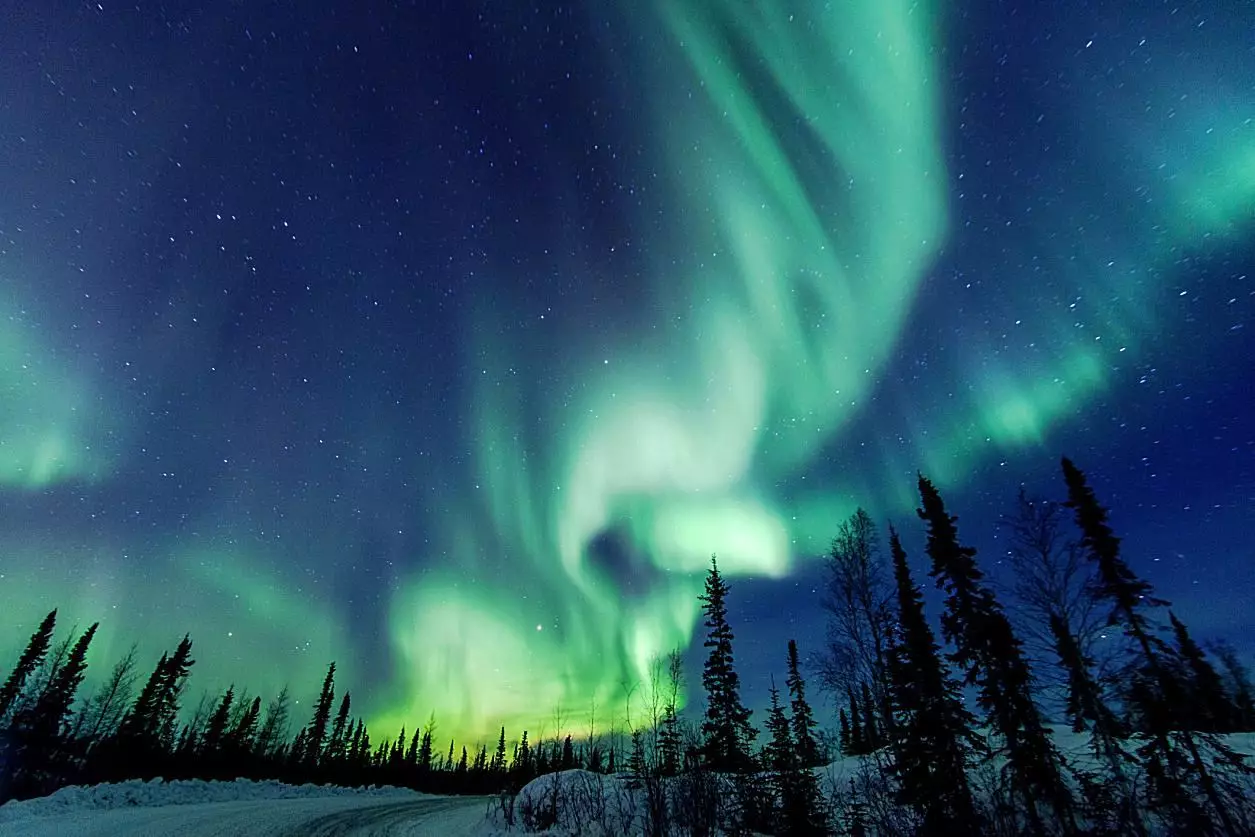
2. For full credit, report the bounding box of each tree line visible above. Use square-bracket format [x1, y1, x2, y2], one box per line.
[593, 457, 1254, 835]
[1, 457, 1253, 836]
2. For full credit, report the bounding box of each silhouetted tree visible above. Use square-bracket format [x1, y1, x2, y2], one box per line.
[837, 709, 851, 756]
[1063, 457, 1252, 835]
[846, 688, 865, 756]
[785, 640, 821, 767]
[918, 475, 1076, 834]
[698, 556, 755, 771]
[227, 695, 262, 757]
[658, 650, 684, 777]
[859, 681, 881, 753]
[998, 490, 1102, 670]
[1169, 612, 1241, 733]
[5, 623, 97, 799]
[303, 662, 336, 768]
[110, 634, 195, 774]
[885, 525, 981, 835]
[820, 510, 893, 732]
[74, 645, 137, 744]
[200, 686, 235, 756]
[254, 686, 291, 760]
[0, 610, 57, 721]
[325, 692, 352, 766]
[416, 726, 434, 774]
[627, 728, 646, 787]
[491, 727, 507, 775]
[513, 730, 533, 786]
[1050, 612, 1144, 836]
[1209, 640, 1255, 731]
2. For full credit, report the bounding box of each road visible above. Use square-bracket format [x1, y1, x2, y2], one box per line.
[0, 793, 495, 837]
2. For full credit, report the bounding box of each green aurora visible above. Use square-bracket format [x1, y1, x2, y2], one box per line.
[0, 0, 1251, 749]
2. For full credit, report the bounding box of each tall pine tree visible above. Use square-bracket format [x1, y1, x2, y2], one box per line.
[885, 525, 981, 836]
[785, 640, 821, 767]
[918, 475, 1076, 835]
[5, 623, 97, 799]
[1168, 612, 1241, 733]
[0, 610, 57, 721]
[698, 556, 756, 771]
[1063, 457, 1251, 835]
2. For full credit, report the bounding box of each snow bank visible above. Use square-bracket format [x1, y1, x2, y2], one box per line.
[0, 777, 418, 823]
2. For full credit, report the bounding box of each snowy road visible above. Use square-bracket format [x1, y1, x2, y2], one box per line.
[0, 794, 495, 837]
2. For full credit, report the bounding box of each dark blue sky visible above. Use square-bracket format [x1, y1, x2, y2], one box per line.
[0, 0, 1251, 741]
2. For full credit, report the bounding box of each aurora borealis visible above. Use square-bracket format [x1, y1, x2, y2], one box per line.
[1, 0, 1252, 747]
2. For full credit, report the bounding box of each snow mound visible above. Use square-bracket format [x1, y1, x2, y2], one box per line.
[0, 777, 418, 823]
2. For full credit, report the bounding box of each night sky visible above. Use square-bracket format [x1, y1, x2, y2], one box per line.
[1, 0, 1252, 746]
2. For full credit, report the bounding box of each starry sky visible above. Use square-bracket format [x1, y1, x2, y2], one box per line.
[1, 0, 1252, 746]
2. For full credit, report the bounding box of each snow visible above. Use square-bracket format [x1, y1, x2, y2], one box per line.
[0, 777, 416, 821]
[0, 779, 499, 836]
[2, 731, 1251, 835]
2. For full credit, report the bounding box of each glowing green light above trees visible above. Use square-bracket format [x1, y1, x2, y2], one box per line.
[382, 0, 951, 744]
[1, 0, 1250, 756]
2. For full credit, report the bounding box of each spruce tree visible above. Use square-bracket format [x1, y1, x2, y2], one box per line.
[227, 696, 262, 755]
[77, 646, 137, 744]
[112, 633, 194, 766]
[1210, 641, 1255, 731]
[659, 704, 682, 777]
[885, 526, 981, 835]
[785, 640, 821, 767]
[417, 728, 433, 773]
[511, 730, 533, 787]
[491, 727, 507, 774]
[0, 610, 56, 721]
[917, 475, 1076, 834]
[200, 686, 235, 755]
[846, 688, 865, 756]
[303, 662, 336, 767]
[4, 622, 96, 799]
[627, 728, 646, 787]
[1063, 457, 1251, 835]
[289, 727, 307, 767]
[764, 681, 795, 810]
[837, 709, 851, 756]
[404, 727, 420, 766]
[698, 556, 755, 771]
[254, 686, 291, 760]
[118, 652, 168, 744]
[1169, 612, 1240, 733]
[1050, 613, 1144, 836]
[391, 726, 406, 766]
[859, 681, 880, 752]
[154, 635, 195, 751]
[347, 720, 364, 764]
[325, 692, 352, 766]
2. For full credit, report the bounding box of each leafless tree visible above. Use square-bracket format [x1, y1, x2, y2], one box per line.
[253, 686, 291, 759]
[72, 644, 138, 744]
[995, 489, 1109, 693]
[818, 509, 894, 722]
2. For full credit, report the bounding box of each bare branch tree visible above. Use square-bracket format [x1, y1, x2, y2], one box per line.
[73, 644, 138, 745]
[995, 489, 1109, 692]
[818, 509, 894, 722]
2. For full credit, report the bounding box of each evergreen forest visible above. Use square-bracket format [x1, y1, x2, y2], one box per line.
[1, 457, 1252, 835]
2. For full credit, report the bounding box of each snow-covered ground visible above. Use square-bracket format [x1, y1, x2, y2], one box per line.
[4, 730, 1252, 836]
[0, 779, 498, 836]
